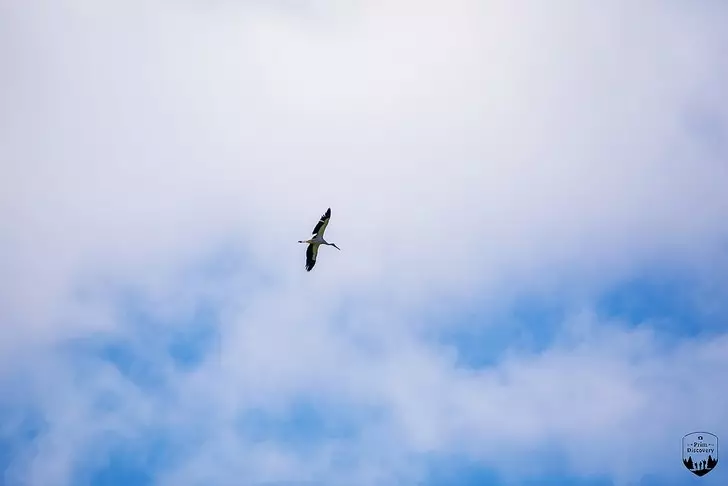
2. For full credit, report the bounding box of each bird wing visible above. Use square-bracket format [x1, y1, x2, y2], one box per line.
[305, 243, 319, 271]
[311, 207, 331, 238]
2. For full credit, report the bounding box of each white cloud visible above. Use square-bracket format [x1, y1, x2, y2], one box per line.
[2, 0, 728, 485]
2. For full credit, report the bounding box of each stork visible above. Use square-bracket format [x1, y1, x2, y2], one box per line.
[298, 207, 340, 271]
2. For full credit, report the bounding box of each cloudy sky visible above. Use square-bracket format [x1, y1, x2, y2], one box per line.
[2, 0, 728, 485]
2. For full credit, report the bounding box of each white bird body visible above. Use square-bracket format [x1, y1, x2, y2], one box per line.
[298, 207, 340, 271]
[302, 235, 328, 245]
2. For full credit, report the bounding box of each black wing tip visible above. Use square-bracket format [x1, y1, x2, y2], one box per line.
[312, 209, 331, 235]
[305, 243, 316, 271]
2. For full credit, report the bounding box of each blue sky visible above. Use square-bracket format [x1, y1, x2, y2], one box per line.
[3, 267, 727, 485]
[2, 1, 728, 485]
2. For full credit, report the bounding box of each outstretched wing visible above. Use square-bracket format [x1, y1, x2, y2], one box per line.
[311, 208, 331, 238]
[305, 243, 319, 271]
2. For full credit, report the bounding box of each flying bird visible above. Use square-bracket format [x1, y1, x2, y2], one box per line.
[298, 207, 340, 271]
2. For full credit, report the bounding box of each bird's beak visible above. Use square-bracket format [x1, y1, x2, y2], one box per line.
[333, 244, 341, 250]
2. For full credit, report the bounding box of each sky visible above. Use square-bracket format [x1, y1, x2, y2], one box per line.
[2, 0, 728, 485]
